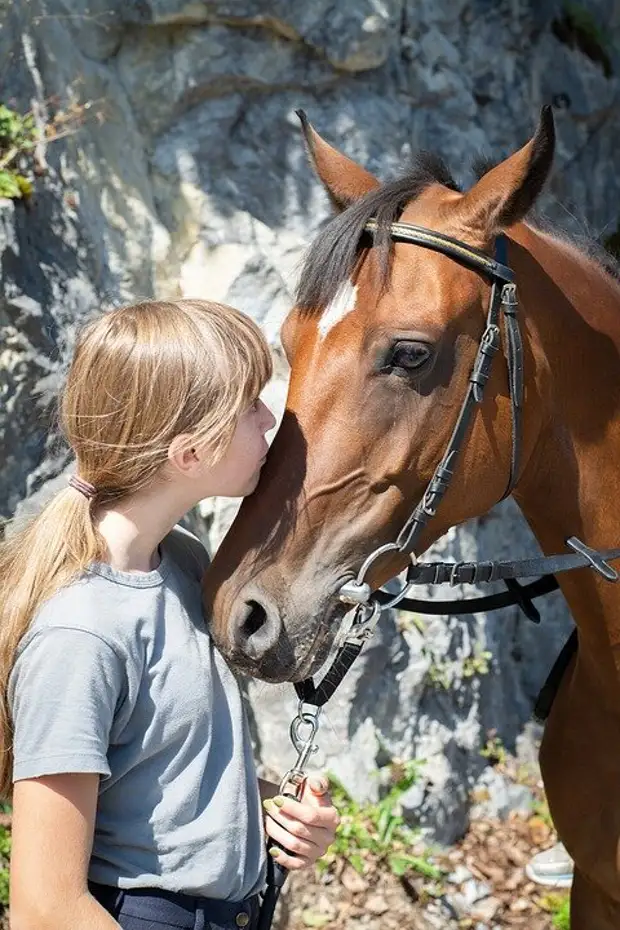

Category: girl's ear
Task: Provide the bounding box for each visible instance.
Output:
[167,436,201,476]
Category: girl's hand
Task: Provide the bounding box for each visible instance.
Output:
[262,775,340,871]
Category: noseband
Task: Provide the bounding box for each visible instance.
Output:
[294,218,620,709]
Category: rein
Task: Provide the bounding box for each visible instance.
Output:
[294,219,620,708]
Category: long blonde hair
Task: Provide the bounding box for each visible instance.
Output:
[0,298,272,797]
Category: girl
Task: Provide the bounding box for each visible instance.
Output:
[1,299,339,930]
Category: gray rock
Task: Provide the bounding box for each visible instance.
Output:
[470,767,534,822]
[471,896,502,923]
[45,0,124,61]
[117,23,338,137]
[447,865,474,886]
[120,0,401,72]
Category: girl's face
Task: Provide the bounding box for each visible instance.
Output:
[201,399,276,498]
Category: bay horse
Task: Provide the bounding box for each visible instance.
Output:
[203,107,620,927]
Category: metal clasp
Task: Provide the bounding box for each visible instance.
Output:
[339,579,372,606]
[343,600,382,646]
[278,705,322,798]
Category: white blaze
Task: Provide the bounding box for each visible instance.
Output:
[317,280,358,339]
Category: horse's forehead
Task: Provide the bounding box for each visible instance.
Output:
[317,278,358,340]
[401,185,464,224]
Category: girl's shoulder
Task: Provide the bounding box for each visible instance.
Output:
[20,576,130,659]
[16,524,210,659]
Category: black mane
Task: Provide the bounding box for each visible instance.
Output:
[296,152,459,314]
[296,152,620,311]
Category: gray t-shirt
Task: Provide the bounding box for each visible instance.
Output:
[7,525,266,900]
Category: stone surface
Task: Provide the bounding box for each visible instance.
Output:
[2,0,619,842]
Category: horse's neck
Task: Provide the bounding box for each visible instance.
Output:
[511,225,620,702]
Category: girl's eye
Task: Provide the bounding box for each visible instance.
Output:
[250,399,260,412]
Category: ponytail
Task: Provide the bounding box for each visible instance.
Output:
[0,486,104,797]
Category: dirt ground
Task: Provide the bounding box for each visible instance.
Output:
[275,749,568,930]
[277,809,567,930]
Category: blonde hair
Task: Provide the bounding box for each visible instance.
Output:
[0,298,272,797]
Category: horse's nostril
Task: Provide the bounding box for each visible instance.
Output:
[233,597,282,659]
[242,600,267,637]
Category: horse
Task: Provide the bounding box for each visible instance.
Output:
[203,107,620,927]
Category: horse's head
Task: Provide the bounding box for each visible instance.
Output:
[204,109,555,682]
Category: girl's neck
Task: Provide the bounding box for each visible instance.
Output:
[96,483,193,573]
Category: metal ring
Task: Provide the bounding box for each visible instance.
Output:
[377,580,413,610]
[375,553,417,609]
[355,542,402,587]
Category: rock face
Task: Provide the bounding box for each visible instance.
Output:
[2,0,619,840]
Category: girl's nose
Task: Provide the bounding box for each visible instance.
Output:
[260,400,277,432]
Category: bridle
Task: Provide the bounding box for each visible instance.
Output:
[293,218,620,708]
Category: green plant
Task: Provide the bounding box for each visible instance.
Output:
[553,1,612,77]
[480,732,507,766]
[462,649,492,678]
[396,611,426,635]
[0,103,37,200]
[424,652,451,689]
[0,96,101,201]
[424,645,492,689]
[0,825,10,907]
[320,762,443,886]
[531,797,555,830]
[539,891,570,929]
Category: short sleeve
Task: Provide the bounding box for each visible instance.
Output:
[8,627,127,782]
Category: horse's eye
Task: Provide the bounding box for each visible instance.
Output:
[387,341,433,372]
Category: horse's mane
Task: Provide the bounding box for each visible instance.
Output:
[297,154,619,314]
[296,153,460,315]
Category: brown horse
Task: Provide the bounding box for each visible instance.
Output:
[204,108,620,927]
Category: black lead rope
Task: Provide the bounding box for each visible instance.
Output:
[257,860,287,930]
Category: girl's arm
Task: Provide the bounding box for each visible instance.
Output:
[10,773,120,930]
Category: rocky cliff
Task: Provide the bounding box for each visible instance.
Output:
[2,0,619,841]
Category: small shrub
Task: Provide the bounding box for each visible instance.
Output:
[320,760,443,887]
[539,891,570,930]
[0,96,101,201]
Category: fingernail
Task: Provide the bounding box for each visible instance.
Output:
[268,847,281,858]
[272,795,285,807]
[262,799,273,811]
[310,778,326,792]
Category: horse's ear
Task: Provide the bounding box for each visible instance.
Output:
[458,106,555,238]
[296,109,380,210]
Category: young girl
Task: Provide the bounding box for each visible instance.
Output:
[1,298,339,930]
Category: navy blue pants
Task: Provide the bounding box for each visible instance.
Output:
[89,881,261,930]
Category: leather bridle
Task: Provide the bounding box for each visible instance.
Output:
[294,218,620,708]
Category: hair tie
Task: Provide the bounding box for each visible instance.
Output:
[68,475,97,500]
